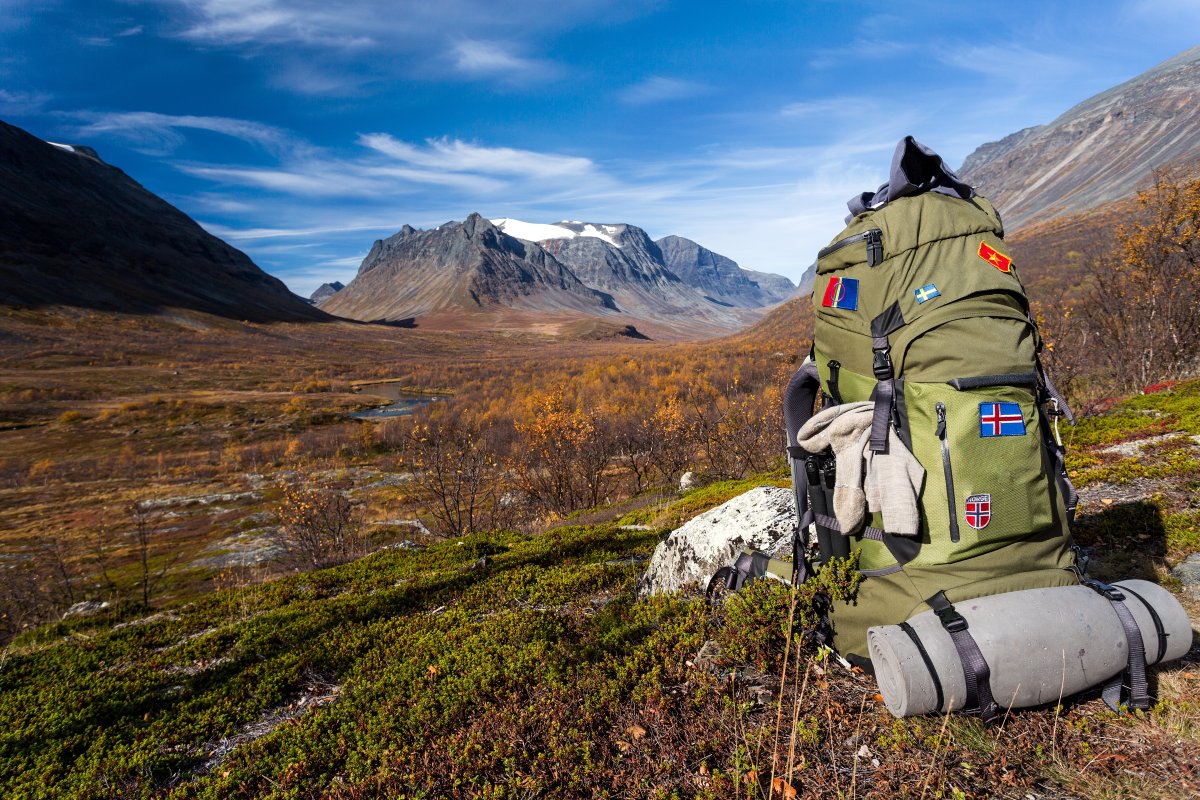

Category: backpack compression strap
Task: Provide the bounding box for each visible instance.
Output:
[926,591,1001,724]
[1082,579,1151,712]
[868,304,907,454]
[706,549,805,597]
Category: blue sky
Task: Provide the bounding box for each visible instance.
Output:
[2,1,1198,297]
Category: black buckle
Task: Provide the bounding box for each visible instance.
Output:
[1083,578,1125,602]
[872,348,893,381]
[978,701,1001,726]
[934,606,969,633]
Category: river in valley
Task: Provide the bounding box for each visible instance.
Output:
[350,382,447,420]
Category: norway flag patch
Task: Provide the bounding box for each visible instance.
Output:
[821,276,859,310]
[979,402,1026,437]
[965,494,991,529]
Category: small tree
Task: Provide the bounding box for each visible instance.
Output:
[277,482,364,569]
[1079,169,1200,390]
[512,386,619,516]
[129,502,180,608]
[399,417,506,537]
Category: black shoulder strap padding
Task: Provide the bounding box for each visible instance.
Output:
[1118,585,1169,664]
[870,302,906,339]
[899,621,944,712]
[927,591,1000,724]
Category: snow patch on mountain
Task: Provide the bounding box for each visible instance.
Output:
[492,218,621,248]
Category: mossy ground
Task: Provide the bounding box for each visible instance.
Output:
[4,431,1200,798]
[3,353,1200,797]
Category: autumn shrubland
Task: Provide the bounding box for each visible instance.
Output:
[0,299,803,639]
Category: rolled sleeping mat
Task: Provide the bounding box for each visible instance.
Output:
[868,580,1192,718]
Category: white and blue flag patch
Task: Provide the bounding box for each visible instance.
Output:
[914,283,940,304]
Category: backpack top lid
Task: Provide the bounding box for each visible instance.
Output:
[846,136,975,221]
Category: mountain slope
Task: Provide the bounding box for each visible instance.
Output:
[536,224,754,328]
[959,45,1200,232]
[0,119,324,322]
[320,214,616,323]
[491,218,769,335]
[656,235,793,307]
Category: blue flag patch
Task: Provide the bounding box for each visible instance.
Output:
[914,283,940,304]
[979,402,1026,437]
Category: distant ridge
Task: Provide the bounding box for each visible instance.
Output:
[324,215,785,338]
[0,119,325,322]
[656,234,793,308]
[959,45,1200,232]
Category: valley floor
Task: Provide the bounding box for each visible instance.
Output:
[1,305,1198,798]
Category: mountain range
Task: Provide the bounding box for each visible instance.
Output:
[318,216,794,337]
[3,43,1199,336]
[0,120,324,322]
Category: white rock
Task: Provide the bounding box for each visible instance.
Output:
[679,471,696,492]
[62,600,109,620]
[638,486,796,596]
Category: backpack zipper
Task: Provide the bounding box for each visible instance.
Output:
[936,402,961,543]
[818,228,884,266]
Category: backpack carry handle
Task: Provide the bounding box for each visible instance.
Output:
[783,360,821,451]
[783,361,822,570]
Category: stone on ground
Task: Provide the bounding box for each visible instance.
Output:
[638,486,796,596]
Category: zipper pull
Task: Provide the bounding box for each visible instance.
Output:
[935,402,947,438]
[866,229,884,266]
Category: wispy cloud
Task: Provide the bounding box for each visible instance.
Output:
[81,23,145,46]
[139,0,652,90]
[359,135,595,179]
[938,44,1083,86]
[70,111,302,156]
[0,88,52,116]
[174,134,597,201]
[165,0,375,48]
[450,40,558,83]
[779,97,869,118]
[619,76,709,106]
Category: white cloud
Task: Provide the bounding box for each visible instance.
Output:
[450,40,558,83]
[619,76,709,106]
[359,134,595,179]
[71,111,301,156]
[151,0,652,47]
[938,44,1083,86]
[181,165,381,196]
[0,88,51,115]
[138,1,659,91]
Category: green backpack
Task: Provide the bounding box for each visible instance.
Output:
[792,138,1080,664]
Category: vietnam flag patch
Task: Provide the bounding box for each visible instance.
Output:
[977,241,1013,273]
[821,276,859,310]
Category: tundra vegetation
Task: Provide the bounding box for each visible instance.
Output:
[1,172,1199,797]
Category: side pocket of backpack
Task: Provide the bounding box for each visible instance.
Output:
[905,381,1058,565]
